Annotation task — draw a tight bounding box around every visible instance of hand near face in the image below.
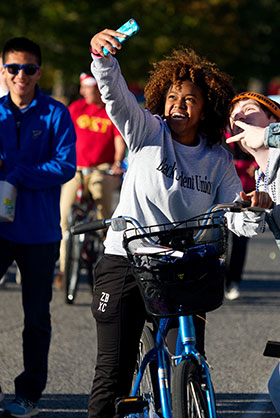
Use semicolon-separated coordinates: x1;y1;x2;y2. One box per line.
227;120;266;150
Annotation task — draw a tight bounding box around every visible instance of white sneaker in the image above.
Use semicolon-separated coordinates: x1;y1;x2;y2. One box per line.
225;282;240;300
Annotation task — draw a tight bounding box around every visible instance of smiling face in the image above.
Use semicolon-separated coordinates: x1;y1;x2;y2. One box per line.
229;98;276;135
164;80;205;145
2;50;42;108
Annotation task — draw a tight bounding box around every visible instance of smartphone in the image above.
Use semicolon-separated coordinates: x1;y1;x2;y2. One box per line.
263;341;280;358
103;18;140;56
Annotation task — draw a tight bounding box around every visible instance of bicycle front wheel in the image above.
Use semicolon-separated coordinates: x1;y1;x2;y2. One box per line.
172;360;209;418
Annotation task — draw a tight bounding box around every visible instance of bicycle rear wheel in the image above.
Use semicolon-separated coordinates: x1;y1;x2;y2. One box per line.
172;359;210;418
64;216;82;304
132;325;161;417
81;231;104;290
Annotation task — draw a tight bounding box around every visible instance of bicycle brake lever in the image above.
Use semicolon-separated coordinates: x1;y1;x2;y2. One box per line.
229;200;251;212
237;200;251;208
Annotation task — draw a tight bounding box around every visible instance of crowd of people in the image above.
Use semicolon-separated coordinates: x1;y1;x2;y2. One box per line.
0;23;279;418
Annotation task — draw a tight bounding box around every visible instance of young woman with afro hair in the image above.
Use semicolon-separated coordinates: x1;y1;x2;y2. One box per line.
87;28;269;418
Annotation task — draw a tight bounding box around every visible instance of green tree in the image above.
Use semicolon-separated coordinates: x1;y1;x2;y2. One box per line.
0;0;280;99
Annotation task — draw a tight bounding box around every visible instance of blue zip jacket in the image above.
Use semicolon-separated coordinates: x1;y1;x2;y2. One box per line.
0;86;76;244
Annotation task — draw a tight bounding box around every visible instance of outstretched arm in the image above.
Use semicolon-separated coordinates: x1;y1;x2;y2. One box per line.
89;28;161;152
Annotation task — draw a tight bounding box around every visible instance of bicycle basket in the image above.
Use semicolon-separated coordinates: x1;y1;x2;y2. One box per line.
123;213;228;317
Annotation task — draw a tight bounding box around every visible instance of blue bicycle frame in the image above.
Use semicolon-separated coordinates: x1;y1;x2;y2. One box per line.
176;316;216;418
129;314;217;418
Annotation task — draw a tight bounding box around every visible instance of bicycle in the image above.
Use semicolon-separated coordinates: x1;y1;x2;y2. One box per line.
64;167;117;304
71;202;268;417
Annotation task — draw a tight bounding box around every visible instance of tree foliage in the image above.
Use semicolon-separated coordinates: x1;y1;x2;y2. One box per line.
0;0;280;98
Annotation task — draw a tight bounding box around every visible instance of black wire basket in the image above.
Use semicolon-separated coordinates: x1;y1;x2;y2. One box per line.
123;213;228;317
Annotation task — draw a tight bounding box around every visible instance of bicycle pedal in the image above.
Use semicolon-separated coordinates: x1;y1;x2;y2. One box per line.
115;396;148;414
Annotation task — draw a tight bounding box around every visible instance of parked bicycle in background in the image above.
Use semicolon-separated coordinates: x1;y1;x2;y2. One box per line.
63;167;121;304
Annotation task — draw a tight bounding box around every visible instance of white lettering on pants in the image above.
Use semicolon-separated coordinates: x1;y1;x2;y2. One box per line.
98;292;110;312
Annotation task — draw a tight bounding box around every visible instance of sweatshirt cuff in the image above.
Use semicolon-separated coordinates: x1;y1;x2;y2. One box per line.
90;45;102;58
264;126;269;148
266;123;280;148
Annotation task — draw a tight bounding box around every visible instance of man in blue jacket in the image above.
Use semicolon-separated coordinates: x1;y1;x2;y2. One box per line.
0;37;76;417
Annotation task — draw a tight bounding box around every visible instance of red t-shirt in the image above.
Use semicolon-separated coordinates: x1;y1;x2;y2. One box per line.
69;99;121;167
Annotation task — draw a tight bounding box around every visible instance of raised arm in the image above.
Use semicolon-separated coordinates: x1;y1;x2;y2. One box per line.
89;29;161;152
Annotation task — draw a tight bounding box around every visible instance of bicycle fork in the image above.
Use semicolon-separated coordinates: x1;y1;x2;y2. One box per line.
176;315;217;418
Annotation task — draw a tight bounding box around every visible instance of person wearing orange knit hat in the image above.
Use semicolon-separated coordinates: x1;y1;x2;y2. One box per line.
227;92;280;243
227;91;280;415
227;92;280;149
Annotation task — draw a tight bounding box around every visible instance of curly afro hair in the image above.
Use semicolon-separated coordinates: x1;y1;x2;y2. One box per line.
144;47;234;146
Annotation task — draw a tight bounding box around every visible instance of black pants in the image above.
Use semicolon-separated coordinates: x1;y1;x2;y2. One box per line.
88;254;206;418
0;237;59;402
226;233;249;286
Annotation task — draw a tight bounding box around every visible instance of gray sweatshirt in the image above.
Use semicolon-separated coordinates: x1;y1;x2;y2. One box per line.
265;123;280;148
90;54;264;256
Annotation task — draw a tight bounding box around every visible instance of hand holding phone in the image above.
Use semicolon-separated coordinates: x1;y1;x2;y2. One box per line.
102;18;140;56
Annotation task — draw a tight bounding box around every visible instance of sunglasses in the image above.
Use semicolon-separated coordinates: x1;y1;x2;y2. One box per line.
3;63;40;76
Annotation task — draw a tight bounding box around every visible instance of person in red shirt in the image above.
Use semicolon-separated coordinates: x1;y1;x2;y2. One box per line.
54;72;126;289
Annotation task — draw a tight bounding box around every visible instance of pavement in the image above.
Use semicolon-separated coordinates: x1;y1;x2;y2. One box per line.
0;228;279;417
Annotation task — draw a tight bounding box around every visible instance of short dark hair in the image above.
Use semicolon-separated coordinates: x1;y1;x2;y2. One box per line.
2;37;41;66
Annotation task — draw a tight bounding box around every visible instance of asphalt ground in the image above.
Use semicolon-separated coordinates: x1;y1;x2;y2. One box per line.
0;228;279;417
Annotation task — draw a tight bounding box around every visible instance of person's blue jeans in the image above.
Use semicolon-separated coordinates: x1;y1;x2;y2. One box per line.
0;237;59;402
268;362;280;414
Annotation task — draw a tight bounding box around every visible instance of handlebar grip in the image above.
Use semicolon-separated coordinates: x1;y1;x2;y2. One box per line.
240;200;251;208
71;219;106;235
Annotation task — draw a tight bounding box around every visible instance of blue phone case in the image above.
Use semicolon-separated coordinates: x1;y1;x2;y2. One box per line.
103;18;140;56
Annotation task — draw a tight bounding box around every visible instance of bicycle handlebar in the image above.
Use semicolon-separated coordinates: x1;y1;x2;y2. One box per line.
71;219;108;235
70;201;271;235
78;167;122;177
